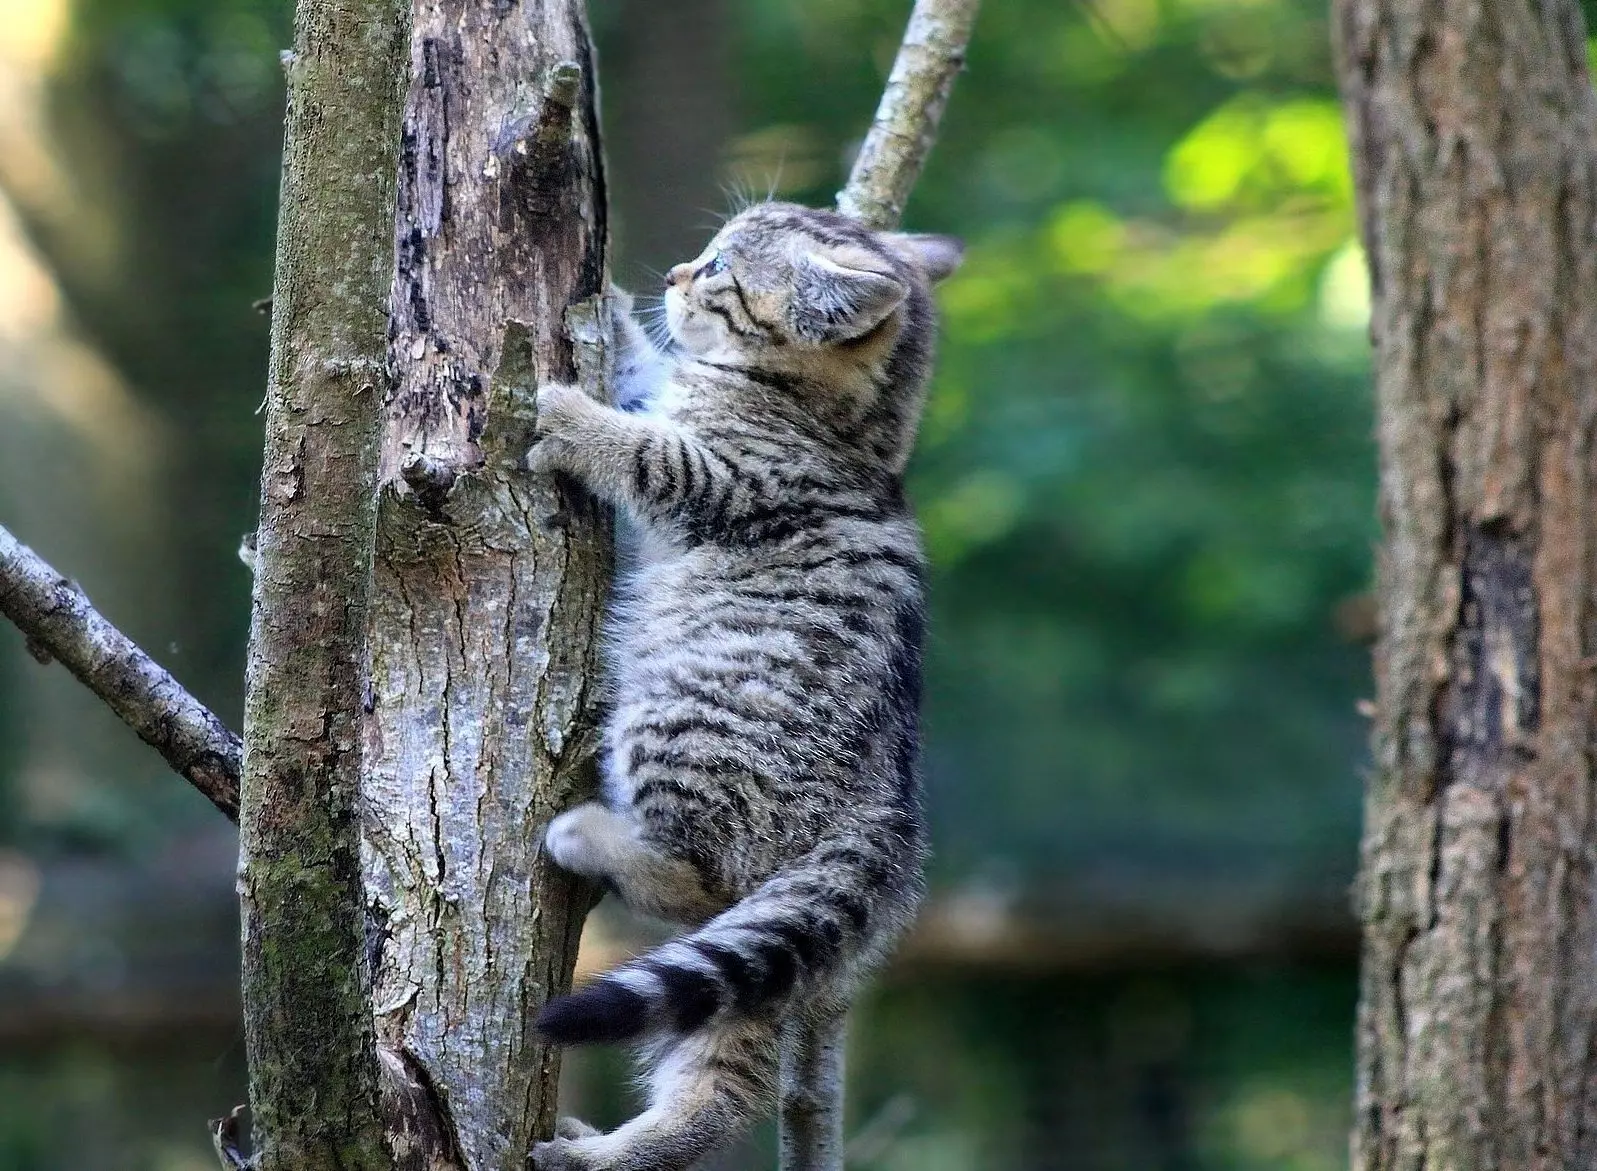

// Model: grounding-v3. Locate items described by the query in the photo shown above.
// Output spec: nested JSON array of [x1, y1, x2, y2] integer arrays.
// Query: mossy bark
[[1335, 0, 1597, 1165], [240, 0, 409, 1169], [361, 4, 611, 1170]]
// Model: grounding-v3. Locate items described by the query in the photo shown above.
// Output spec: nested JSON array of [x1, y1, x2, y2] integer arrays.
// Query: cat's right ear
[[885, 233, 964, 283], [792, 254, 908, 343]]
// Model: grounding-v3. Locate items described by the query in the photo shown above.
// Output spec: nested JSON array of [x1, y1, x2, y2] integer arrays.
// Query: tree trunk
[[1335, 0, 1597, 1166], [362, 3, 611, 1170], [240, 0, 408, 1168]]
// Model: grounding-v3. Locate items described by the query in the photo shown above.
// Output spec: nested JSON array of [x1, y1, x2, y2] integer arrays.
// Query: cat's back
[[608, 507, 924, 787], [614, 505, 923, 674]]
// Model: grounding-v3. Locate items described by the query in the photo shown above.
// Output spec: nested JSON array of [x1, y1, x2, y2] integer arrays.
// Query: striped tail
[[537, 846, 915, 1046]]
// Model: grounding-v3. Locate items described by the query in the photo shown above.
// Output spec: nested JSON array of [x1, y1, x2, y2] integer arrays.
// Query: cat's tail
[[536, 838, 921, 1046]]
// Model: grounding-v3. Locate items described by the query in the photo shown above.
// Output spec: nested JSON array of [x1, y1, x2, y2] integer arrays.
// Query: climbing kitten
[[528, 202, 961, 1171]]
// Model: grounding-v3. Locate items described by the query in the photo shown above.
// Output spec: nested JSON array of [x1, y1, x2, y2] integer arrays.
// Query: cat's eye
[[695, 253, 728, 280]]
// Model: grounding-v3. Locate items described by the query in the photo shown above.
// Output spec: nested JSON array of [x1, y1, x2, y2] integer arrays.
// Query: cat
[[527, 201, 961, 1171]]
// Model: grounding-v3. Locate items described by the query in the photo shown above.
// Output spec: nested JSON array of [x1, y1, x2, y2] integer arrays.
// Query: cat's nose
[[665, 264, 692, 290]]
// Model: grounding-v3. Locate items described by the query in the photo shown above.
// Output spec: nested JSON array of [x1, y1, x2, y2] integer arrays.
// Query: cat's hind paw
[[531, 1128, 608, 1171], [544, 802, 623, 879]]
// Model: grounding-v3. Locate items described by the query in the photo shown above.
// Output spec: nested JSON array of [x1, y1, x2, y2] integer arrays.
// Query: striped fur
[[528, 203, 960, 1171]]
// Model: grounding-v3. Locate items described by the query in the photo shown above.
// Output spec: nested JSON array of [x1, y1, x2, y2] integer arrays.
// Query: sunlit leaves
[[1165, 96, 1350, 211]]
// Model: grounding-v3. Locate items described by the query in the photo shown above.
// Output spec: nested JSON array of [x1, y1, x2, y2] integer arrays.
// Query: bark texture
[[1335, 0, 1597, 1166], [239, 0, 409, 1167], [0, 521, 241, 821], [779, 1012, 848, 1171], [362, 4, 610, 1170]]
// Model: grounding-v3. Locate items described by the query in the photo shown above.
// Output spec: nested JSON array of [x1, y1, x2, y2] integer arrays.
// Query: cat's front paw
[[532, 1122, 610, 1171], [525, 383, 589, 472], [535, 383, 591, 437]]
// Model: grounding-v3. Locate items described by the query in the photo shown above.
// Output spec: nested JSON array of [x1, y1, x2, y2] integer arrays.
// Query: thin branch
[[779, 1011, 849, 1171], [0, 522, 242, 822], [780, 5, 981, 1169], [836, 0, 983, 230]]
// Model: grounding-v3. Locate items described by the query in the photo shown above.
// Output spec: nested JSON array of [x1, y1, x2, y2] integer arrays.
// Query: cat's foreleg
[[526, 384, 739, 524]]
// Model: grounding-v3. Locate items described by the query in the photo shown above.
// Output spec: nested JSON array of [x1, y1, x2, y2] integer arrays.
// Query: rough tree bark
[[360, 4, 610, 1170], [239, 0, 408, 1168], [1335, 0, 1597, 1166]]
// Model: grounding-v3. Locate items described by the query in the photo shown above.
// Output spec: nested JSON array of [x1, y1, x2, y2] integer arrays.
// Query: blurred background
[[0, 0, 1377, 1167]]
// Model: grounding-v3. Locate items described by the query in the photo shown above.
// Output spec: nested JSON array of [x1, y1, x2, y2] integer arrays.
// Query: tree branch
[[776, 4, 981, 1171], [0, 522, 242, 822], [779, 1011, 849, 1171], [835, 0, 983, 230]]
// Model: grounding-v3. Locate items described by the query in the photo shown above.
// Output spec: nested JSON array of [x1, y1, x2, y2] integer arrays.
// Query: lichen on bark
[[239, 0, 410, 1168]]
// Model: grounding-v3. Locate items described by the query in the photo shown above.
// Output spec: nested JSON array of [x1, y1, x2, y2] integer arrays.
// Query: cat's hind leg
[[545, 802, 723, 923], [532, 1018, 778, 1171]]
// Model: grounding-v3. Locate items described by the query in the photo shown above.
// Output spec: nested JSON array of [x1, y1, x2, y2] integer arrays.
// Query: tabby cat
[[529, 201, 961, 1171]]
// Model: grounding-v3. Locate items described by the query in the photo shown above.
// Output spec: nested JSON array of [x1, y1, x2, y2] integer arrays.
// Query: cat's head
[[662, 202, 962, 361]]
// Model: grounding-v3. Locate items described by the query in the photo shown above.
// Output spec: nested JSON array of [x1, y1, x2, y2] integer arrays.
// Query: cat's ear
[[885, 233, 964, 283], [793, 254, 908, 343]]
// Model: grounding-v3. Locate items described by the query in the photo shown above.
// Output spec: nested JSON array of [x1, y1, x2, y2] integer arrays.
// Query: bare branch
[[0, 522, 242, 822], [836, 0, 983, 230], [780, 7, 982, 1169], [779, 1011, 849, 1171]]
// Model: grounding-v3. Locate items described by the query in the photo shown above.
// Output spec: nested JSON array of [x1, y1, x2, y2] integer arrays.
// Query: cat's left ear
[[885, 233, 964, 283], [793, 254, 908, 343]]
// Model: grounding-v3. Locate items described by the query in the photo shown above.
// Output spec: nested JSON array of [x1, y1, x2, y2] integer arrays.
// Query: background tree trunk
[[240, 0, 408, 1168], [361, 3, 610, 1170], [600, 0, 730, 287], [1335, 0, 1597, 1166]]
